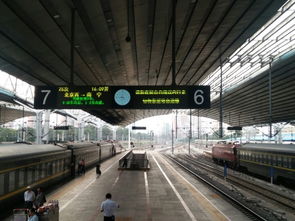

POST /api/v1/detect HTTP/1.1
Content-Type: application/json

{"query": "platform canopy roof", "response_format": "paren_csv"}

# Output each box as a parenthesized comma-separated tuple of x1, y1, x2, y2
(0, 0, 293, 126)
(0, 87, 77, 124)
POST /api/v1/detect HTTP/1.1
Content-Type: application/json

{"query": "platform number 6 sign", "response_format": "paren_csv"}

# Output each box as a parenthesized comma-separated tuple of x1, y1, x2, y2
(194, 89, 204, 105)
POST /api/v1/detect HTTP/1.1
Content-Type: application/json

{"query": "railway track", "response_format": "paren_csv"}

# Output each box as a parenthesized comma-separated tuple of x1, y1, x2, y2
(180, 154, 295, 211)
(163, 153, 292, 221)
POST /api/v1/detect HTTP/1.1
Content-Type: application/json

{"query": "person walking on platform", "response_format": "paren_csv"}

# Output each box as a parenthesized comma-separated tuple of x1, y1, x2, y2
(28, 208, 39, 221)
(100, 193, 119, 221)
(81, 159, 86, 174)
(78, 159, 83, 175)
(24, 186, 35, 209)
(96, 163, 101, 177)
(34, 187, 46, 208)
(122, 157, 128, 168)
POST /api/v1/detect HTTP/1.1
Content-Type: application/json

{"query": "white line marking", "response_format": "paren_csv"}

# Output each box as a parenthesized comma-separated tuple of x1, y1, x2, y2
(60, 161, 117, 212)
(158, 154, 231, 221)
(144, 171, 152, 220)
(112, 176, 120, 188)
(152, 155, 197, 221)
(144, 172, 150, 200)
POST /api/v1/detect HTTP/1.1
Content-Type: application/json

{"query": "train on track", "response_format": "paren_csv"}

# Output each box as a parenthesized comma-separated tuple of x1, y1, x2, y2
(0, 141, 124, 215)
(212, 142, 295, 185)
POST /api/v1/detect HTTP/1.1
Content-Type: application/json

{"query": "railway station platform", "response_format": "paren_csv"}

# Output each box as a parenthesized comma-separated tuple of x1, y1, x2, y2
(5, 150, 250, 221)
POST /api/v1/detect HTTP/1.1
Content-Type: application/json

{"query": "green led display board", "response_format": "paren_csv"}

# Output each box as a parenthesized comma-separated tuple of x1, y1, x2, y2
(227, 126, 242, 130)
(132, 126, 147, 130)
(54, 126, 70, 130)
(34, 85, 210, 109)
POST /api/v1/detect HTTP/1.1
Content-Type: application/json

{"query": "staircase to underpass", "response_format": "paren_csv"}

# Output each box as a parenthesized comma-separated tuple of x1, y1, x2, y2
(118, 150, 149, 170)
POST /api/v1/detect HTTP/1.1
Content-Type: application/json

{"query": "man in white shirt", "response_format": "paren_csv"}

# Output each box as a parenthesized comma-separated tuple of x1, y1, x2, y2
(24, 186, 35, 209)
(100, 193, 119, 221)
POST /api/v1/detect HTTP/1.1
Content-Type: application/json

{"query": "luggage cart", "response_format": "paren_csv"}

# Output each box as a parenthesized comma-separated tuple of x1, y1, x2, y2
(39, 207, 58, 221)
(13, 209, 28, 221)
(38, 200, 59, 221)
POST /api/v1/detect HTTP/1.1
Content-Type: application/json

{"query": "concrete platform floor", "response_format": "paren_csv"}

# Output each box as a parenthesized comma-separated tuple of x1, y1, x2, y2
(5, 150, 251, 221)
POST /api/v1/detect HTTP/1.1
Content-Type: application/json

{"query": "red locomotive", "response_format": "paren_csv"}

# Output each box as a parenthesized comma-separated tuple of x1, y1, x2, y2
(212, 141, 240, 168)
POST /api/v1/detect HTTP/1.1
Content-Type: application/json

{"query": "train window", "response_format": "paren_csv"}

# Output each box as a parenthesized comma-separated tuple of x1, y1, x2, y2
(277, 156, 282, 167)
(55, 161, 59, 173)
(27, 167, 33, 184)
(31, 166, 36, 182)
(41, 163, 46, 178)
(9, 171, 16, 192)
(270, 155, 276, 165)
(32, 166, 38, 182)
(47, 163, 53, 176)
(45, 163, 49, 177)
(62, 159, 66, 171)
(0, 173, 4, 195)
(61, 159, 64, 171)
(273, 156, 277, 166)
(288, 158, 292, 168)
(283, 157, 288, 168)
(59, 160, 63, 172)
(60, 159, 64, 171)
(52, 162, 56, 174)
(59, 159, 63, 171)
(34, 165, 39, 181)
(41, 164, 45, 178)
(19, 168, 25, 188)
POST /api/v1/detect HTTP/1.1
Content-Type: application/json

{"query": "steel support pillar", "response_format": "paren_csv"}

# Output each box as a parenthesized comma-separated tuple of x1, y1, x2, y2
(35, 111, 42, 144)
(219, 54, 223, 139)
(70, 8, 76, 85)
(268, 61, 273, 141)
(197, 109, 200, 139)
(172, 113, 174, 154)
(128, 126, 131, 149)
(188, 109, 192, 155)
(43, 110, 50, 143)
(113, 126, 116, 140)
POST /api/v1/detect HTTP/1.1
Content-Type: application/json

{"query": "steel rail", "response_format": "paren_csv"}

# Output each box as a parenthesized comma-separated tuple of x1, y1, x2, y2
(163, 154, 269, 221)
(181, 154, 295, 211)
